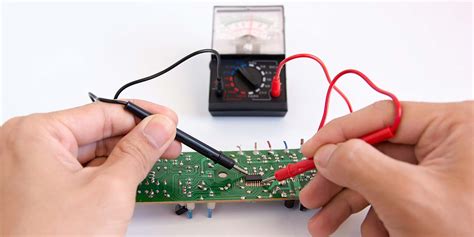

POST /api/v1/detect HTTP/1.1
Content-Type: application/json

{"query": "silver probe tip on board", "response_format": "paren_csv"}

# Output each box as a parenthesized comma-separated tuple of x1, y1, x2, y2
(233, 164, 249, 175)
(262, 176, 276, 183)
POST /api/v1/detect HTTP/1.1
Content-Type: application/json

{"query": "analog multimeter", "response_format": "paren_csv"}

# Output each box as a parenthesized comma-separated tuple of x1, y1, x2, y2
(209, 6, 287, 116)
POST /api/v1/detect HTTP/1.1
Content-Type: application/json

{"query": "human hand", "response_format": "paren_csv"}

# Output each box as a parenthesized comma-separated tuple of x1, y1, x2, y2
(0, 100, 181, 235)
(299, 101, 473, 236)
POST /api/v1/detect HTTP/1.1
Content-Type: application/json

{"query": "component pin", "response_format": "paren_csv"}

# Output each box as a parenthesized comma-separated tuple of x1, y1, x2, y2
(207, 202, 216, 218)
(283, 141, 289, 154)
(186, 203, 195, 219)
(253, 142, 259, 155)
(237, 145, 243, 155)
(267, 141, 273, 154)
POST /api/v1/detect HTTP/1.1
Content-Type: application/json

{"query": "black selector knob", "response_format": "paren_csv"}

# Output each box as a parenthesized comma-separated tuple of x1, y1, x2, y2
(235, 66, 262, 91)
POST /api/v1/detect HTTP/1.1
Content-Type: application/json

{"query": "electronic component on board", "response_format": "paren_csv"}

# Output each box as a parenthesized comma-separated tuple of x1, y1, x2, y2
(245, 174, 263, 182)
(175, 204, 188, 216)
(253, 142, 259, 155)
(207, 203, 216, 218)
(187, 203, 195, 219)
(284, 200, 296, 209)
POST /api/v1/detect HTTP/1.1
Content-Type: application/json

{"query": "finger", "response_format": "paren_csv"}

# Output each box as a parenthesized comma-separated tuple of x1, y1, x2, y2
(302, 101, 443, 158)
(127, 99, 178, 125)
(300, 175, 342, 209)
(77, 136, 122, 164)
(77, 138, 182, 164)
(48, 99, 178, 147)
(307, 189, 368, 236)
(162, 140, 182, 159)
(100, 114, 176, 186)
(361, 207, 389, 237)
(375, 142, 416, 164)
(312, 140, 417, 208)
(85, 157, 107, 167)
(300, 142, 415, 209)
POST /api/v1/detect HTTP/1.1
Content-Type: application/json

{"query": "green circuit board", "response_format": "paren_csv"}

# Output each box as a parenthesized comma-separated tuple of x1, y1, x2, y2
(136, 148, 316, 203)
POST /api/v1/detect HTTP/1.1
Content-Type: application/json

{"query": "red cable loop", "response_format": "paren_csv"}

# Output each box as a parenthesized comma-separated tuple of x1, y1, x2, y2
(273, 54, 354, 113)
(269, 56, 403, 182)
(273, 54, 402, 134)
(319, 69, 402, 133)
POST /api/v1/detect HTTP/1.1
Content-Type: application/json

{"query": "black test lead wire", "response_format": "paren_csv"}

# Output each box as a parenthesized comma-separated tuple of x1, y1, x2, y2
(87, 49, 248, 175)
(113, 48, 223, 99)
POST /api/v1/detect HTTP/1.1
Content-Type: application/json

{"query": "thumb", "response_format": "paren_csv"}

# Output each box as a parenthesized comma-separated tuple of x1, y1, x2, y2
(102, 114, 176, 187)
(313, 139, 416, 206)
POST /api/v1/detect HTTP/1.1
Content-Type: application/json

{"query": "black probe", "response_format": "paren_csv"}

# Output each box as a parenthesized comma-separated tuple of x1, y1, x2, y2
(88, 49, 246, 174)
(89, 93, 248, 175)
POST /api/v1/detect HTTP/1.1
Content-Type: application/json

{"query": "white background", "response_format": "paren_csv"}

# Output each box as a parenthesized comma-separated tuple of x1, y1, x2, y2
(2, 1, 472, 236)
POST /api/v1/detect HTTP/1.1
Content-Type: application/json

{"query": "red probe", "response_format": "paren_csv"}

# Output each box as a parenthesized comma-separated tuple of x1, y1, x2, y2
(263, 55, 402, 183)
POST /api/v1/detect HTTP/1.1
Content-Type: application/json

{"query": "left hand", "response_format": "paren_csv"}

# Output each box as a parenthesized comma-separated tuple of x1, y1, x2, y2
(0, 100, 181, 235)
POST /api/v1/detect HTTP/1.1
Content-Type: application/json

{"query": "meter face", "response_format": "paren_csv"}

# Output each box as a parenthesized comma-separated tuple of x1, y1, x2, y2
(212, 6, 285, 55)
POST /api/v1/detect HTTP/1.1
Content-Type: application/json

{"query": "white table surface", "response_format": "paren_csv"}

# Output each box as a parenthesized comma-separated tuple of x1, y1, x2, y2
(2, 1, 472, 236)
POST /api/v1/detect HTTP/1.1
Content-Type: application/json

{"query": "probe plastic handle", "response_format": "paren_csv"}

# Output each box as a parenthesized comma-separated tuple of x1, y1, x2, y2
(124, 101, 236, 169)
(124, 102, 152, 119)
(360, 127, 394, 145)
(274, 159, 315, 181)
(273, 126, 395, 181)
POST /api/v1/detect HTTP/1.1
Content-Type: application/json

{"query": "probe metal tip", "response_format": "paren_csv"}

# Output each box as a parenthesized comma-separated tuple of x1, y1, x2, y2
(233, 164, 249, 175)
(262, 176, 276, 183)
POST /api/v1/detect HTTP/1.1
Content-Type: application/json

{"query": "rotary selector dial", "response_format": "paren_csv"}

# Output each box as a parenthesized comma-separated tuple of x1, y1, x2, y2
(221, 61, 275, 101)
(234, 64, 264, 92)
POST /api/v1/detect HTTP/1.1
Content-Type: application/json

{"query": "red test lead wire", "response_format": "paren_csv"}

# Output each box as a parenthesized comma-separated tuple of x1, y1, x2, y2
(263, 55, 403, 183)
(271, 54, 353, 113)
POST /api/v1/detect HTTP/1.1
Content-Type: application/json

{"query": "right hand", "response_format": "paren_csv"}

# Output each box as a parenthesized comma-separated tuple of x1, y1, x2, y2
(299, 101, 474, 236)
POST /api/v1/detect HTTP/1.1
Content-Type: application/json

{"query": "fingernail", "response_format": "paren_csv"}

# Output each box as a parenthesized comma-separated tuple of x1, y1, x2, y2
(142, 115, 175, 148)
(314, 145, 336, 168)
